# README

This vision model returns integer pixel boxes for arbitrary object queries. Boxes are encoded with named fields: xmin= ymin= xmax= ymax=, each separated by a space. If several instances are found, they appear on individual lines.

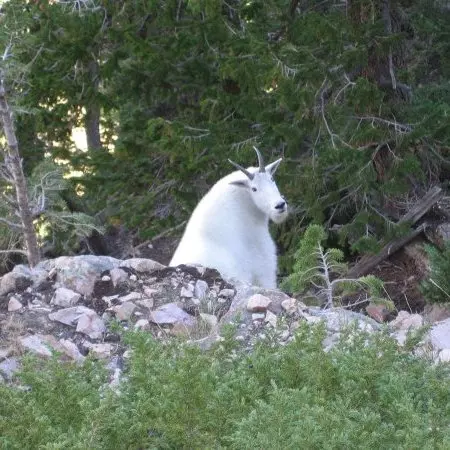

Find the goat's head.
xmin=228 ymin=147 xmax=288 ymax=224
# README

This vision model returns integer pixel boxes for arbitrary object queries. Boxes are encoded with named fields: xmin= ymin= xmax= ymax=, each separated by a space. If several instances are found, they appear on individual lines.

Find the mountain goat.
xmin=169 ymin=147 xmax=288 ymax=288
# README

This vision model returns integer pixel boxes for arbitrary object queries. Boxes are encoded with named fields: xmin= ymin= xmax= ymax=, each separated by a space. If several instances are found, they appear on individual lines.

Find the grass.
xmin=0 ymin=322 xmax=449 ymax=449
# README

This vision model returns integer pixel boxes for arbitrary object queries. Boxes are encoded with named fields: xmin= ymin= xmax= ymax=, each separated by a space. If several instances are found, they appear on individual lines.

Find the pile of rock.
xmin=1 ymin=255 xmax=449 ymax=385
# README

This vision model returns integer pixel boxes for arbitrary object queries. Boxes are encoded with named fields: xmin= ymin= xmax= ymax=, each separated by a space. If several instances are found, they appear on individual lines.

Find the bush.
xmin=0 ymin=324 xmax=449 ymax=449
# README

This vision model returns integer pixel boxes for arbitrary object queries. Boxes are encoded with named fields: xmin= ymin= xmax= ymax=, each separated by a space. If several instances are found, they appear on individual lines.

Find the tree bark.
xmin=84 ymin=59 xmax=102 ymax=151
xmin=0 ymin=79 xmax=40 ymax=267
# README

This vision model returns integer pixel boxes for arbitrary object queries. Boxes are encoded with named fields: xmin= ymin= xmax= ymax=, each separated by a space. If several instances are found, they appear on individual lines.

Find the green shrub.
xmin=1 ymin=324 xmax=449 ymax=449
xmin=421 ymin=242 xmax=450 ymax=304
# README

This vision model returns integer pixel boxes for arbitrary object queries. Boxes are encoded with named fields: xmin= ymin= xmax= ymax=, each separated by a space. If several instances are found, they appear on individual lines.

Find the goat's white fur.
xmin=169 ymin=151 xmax=288 ymax=288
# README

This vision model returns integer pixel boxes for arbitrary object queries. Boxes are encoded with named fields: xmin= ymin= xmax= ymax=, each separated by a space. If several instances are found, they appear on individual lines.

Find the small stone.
xmin=76 ymin=310 xmax=106 ymax=339
xmin=391 ymin=311 xmax=423 ymax=331
xmin=171 ymin=319 xmax=198 ymax=336
xmin=281 ymin=298 xmax=297 ymax=315
xmin=0 ymin=358 xmax=19 ymax=380
xmin=101 ymin=275 xmax=111 ymax=282
xmin=219 ymin=288 xmax=235 ymax=298
xmin=149 ymin=302 xmax=196 ymax=326
xmin=86 ymin=343 xmax=113 ymax=359
xmin=119 ymin=292 xmax=142 ymax=303
xmin=51 ymin=287 xmax=82 ymax=307
xmin=252 ymin=313 xmax=265 ymax=321
xmin=20 ymin=335 xmax=53 ymax=357
xmin=265 ymin=310 xmax=278 ymax=327
xmin=180 ymin=285 xmax=194 ymax=298
xmin=137 ymin=298 xmax=154 ymax=309
xmin=109 ymin=268 xmax=128 ymax=287
xmin=120 ymin=258 xmax=165 ymax=273
xmin=134 ymin=319 xmax=150 ymax=330
xmin=247 ymin=294 xmax=272 ymax=313
xmin=8 ymin=297 xmax=23 ymax=312
xmin=430 ymin=318 xmax=450 ymax=351
xmin=366 ymin=304 xmax=390 ymax=323
xmin=129 ymin=274 xmax=138 ymax=282
xmin=58 ymin=339 xmax=85 ymax=362
xmin=194 ymin=280 xmax=209 ymax=300
xmin=438 ymin=349 xmax=450 ymax=363
xmin=305 ymin=315 xmax=322 ymax=324
xmin=111 ymin=302 xmax=136 ymax=321
xmin=143 ymin=287 xmax=158 ymax=297
xmin=280 ymin=330 xmax=290 ymax=341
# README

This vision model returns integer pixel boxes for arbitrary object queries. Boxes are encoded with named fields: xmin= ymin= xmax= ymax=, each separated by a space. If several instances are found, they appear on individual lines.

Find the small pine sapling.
xmin=282 ymin=224 xmax=392 ymax=309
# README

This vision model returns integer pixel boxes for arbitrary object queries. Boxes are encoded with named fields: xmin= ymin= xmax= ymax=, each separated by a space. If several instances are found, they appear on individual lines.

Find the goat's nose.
xmin=275 ymin=201 xmax=286 ymax=210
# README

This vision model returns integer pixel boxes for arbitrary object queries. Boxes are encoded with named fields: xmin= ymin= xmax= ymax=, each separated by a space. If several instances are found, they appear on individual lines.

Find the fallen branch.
xmin=347 ymin=186 xmax=443 ymax=278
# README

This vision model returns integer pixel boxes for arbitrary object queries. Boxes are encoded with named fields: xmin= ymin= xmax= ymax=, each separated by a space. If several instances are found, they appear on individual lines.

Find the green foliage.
xmin=282 ymin=225 xmax=391 ymax=309
xmin=0 ymin=325 xmax=449 ymax=448
xmin=421 ymin=242 xmax=450 ymax=304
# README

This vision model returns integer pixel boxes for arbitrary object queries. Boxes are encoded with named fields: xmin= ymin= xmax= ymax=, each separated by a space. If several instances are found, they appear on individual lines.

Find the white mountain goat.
xmin=169 ymin=147 xmax=288 ymax=288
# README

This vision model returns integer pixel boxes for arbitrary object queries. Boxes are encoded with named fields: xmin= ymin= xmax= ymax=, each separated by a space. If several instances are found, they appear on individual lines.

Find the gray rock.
xmin=20 ymin=335 xmax=53 ymax=357
xmin=51 ymin=287 xmax=81 ymax=307
xmin=180 ymin=285 xmax=194 ymax=298
xmin=120 ymin=258 xmax=165 ymax=273
xmin=430 ymin=318 xmax=450 ymax=351
xmin=0 ymin=272 xmax=29 ymax=297
xmin=219 ymin=288 xmax=235 ymax=298
xmin=134 ymin=319 xmax=150 ymax=330
xmin=110 ymin=268 xmax=128 ymax=287
xmin=149 ymin=302 xmax=196 ymax=326
xmin=111 ymin=302 xmax=136 ymax=321
xmin=247 ymin=294 xmax=272 ymax=312
xmin=49 ymin=306 xmax=95 ymax=326
xmin=8 ymin=297 xmax=23 ymax=312
xmin=390 ymin=311 xmax=423 ymax=331
xmin=39 ymin=255 xmax=120 ymax=296
xmin=58 ymin=339 xmax=85 ymax=362
xmin=76 ymin=310 xmax=106 ymax=339
xmin=119 ymin=292 xmax=142 ymax=303
xmin=0 ymin=358 xmax=19 ymax=380
xmin=194 ymin=280 xmax=209 ymax=300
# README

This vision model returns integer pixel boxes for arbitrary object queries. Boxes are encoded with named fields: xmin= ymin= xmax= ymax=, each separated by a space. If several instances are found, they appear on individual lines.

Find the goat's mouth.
xmin=271 ymin=207 xmax=288 ymax=224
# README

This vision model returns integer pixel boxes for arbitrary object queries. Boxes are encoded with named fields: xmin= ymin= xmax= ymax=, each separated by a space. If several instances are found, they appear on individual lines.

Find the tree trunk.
xmin=84 ymin=59 xmax=102 ymax=151
xmin=0 ymin=80 xmax=40 ymax=267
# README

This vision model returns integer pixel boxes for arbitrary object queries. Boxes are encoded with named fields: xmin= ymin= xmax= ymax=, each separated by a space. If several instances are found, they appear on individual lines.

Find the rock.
xmin=85 ymin=343 xmax=113 ymax=359
xmin=194 ymin=280 xmax=209 ymax=300
xmin=76 ymin=310 xmax=106 ymax=339
xmin=110 ymin=268 xmax=128 ymax=287
xmin=20 ymin=335 xmax=53 ymax=357
xmin=390 ymin=311 xmax=423 ymax=331
xmin=120 ymin=258 xmax=165 ymax=273
xmin=49 ymin=306 xmax=95 ymax=326
xmin=219 ymin=288 xmax=235 ymax=298
xmin=423 ymin=303 xmax=450 ymax=324
xmin=425 ymin=222 xmax=450 ymax=248
xmin=137 ymin=298 xmax=154 ymax=309
xmin=143 ymin=287 xmax=158 ymax=297
xmin=149 ymin=302 xmax=196 ymax=326
xmin=247 ymin=294 xmax=272 ymax=312
xmin=438 ymin=348 xmax=450 ymax=363
xmin=281 ymin=298 xmax=299 ymax=315
xmin=429 ymin=318 xmax=450 ymax=351
xmin=252 ymin=313 xmax=265 ymax=321
xmin=0 ymin=272 xmax=30 ymax=297
xmin=58 ymin=339 xmax=85 ymax=362
xmin=101 ymin=275 xmax=111 ymax=282
xmin=51 ymin=287 xmax=81 ymax=307
xmin=171 ymin=319 xmax=198 ymax=336
xmin=111 ymin=302 xmax=136 ymax=321
xmin=8 ymin=297 xmax=23 ymax=312
xmin=119 ymin=292 xmax=142 ymax=302
xmin=0 ymin=358 xmax=19 ymax=380
xmin=366 ymin=304 xmax=390 ymax=323
xmin=265 ymin=310 xmax=278 ymax=327
xmin=39 ymin=255 xmax=120 ymax=296
xmin=180 ymin=285 xmax=194 ymax=298
xmin=134 ymin=319 xmax=150 ymax=330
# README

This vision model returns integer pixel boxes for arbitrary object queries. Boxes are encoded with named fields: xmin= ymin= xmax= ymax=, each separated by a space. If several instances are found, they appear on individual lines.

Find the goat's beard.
xmin=270 ymin=209 xmax=289 ymax=224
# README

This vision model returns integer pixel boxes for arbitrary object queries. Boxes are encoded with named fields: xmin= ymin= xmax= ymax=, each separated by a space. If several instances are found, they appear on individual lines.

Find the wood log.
xmin=347 ymin=186 xmax=443 ymax=278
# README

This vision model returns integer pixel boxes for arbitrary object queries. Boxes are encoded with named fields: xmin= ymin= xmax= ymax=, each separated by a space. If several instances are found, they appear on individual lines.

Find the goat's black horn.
xmin=228 ymin=159 xmax=254 ymax=180
xmin=253 ymin=146 xmax=265 ymax=172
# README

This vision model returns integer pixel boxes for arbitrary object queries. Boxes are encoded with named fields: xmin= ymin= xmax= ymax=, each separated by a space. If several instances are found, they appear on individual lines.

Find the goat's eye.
xmin=252 ymin=187 xmax=257 ymax=192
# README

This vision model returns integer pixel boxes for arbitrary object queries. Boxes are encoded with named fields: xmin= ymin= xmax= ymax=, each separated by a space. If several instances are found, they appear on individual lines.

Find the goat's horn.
xmin=228 ymin=159 xmax=254 ymax=180
xmin=253 ymin=146 xmax=265 ymax=172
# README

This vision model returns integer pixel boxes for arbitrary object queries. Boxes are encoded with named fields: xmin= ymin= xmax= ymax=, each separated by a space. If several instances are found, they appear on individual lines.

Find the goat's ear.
xmin=229 ymin=179 xmax=249 ymax=188
xmin=265 ymin=158 xmax=282 ymax=175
